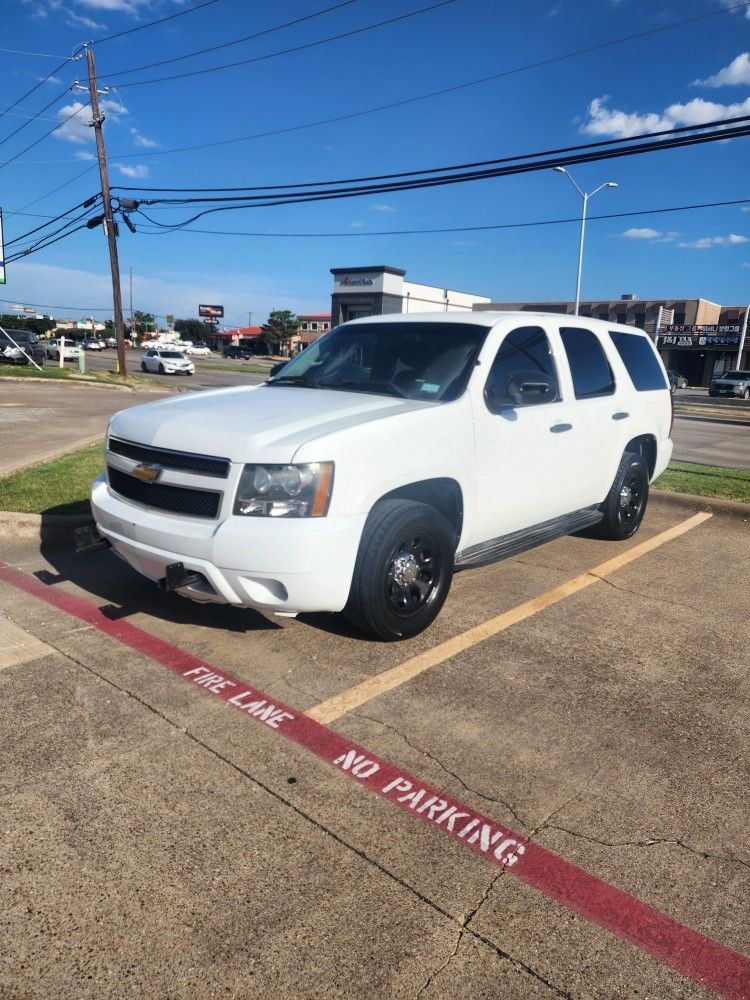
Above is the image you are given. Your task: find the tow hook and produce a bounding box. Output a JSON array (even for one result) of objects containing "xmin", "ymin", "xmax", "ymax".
[
  {"xmin": 74, "ymin": 524, "xmax": 111, "ymax": 554},
  {"xmin": 159, "ymin": 562, "xmax": 203, "ymax": 592}
]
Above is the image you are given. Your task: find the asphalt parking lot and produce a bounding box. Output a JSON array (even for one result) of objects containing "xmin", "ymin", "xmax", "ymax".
[{"xmin": 1, "ymin": 498, "xmax": 748, "ymax": 998}]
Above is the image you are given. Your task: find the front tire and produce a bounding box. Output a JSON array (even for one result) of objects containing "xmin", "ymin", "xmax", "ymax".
[
  {"xmin": 595, "ymin": 451, "xmax": 649, "ymax": 541},
  {"xmin": 141, "ymin": 361, "xmax": 147, "ymax": 372},
  {"xmin": 158, "ymin": 363, "xmax": 165, "ymax": 374},
  {"xmin": 344, "ymin": 499, "xmax": 455, "ymax": 641},
  {"xmin": 743, "ymin": 388, "xmax": 749, "ymax": 399}
]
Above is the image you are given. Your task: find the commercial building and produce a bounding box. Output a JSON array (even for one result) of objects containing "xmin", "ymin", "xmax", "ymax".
[
  {"xmin": 330, "ymin": 265, "xmax": 490, "ymax": 325},
  {"xmin": 474, "ymin": 295, "xmax": 749, "ymax": 386}
]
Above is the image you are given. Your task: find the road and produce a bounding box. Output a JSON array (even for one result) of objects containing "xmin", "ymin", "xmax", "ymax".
[
  {"xmin": 66, "ymin": 348, "xmax": 272, "ymax": 391},
  {"xmin": 671, "ymin": 415, "xmax": 750, "ymax": 470}
]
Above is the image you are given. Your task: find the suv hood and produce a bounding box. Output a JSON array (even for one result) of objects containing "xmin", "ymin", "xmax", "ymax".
[{"xmin": 108, "ymin": 384, "xmax": 433, "ymax": 463}]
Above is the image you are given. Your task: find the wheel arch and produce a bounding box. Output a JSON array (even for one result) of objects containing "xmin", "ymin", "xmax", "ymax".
[
  {"xmin": 624, "ymin": 433, "xmax": 657, "ymax": 480},
  {"xmin": 376, "ymin": 478, "xmax": 464, "ymax": 546}
]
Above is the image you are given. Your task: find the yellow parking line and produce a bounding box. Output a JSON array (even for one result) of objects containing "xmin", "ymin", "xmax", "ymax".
[{"xmin": 306, "ymin": 512, "xmax": 712, "ymax": 724}]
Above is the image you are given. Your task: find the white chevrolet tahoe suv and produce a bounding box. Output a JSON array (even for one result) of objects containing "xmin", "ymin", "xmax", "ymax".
[{"xmin": 91, "ymin": 312, "xmax": 673, "ymax": 640}]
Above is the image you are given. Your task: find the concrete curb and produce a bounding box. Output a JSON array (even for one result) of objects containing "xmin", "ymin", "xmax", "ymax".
[
  {"xmin": 0, "ymin": 375, "xmax": 172, "ymax": 394},
  {"xmin": 0, "ymin": 435, "xmax": 103, "ymax": 479},
  {"xmin": 0, "ymin": 509, "xmax": 93, "ymax": 542},
  {"xmin": 1, "ymin": 490, "xmax": 747, "ymax": 550},
  {"xmin": 651, "ymin": 488, "xmax": 750, "ymax": 519}
]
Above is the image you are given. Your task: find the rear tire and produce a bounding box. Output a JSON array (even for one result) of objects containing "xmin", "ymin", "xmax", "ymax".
[
  {"xmin": 141, "ymin": 362, "xmax": 147, "ymax": 372},
  {"xmin": 594, "ymin": 451, "xmax": 649, "ymax": 540},
  {"xmin": 344, "ymin": 499, "xmax": 455, "ymax": 641},
  {"xmin": 158, "ymin": 363, "xmax": 165, "ymax": 374}
]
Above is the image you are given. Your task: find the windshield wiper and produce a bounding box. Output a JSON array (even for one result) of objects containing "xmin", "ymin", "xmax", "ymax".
[
  {"xmin": 318, "ymin": 379, "xmax": 408, "ymax": 399},
  {"xmin": 267, "ymin": 375, "xmax": 321, "ymax": 388}
]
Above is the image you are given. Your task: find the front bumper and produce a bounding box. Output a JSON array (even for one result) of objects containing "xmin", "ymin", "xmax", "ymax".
[{"xmin": 91, "ymin": 475, "xmax": 365, "ymax": 614}]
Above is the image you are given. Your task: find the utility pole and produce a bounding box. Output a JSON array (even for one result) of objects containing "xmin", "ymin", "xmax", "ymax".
[
  {"xmin": 85, "ymin": 46, "xmax": 127, "ymax": 376},
  {"xmin": 129, "ymin": 265, "xmax": 134, "ymax": 335},
  {"xmin": 247, "ymin": 311, "xmax": 253, "ymax": 328}
]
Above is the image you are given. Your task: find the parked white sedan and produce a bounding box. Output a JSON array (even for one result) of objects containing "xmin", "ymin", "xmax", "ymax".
[
  {"xmin": 140, "ymin": 349, "xmax": 194, "ymax": 376},
  {"xmin": 46, "ymin": 338, "xmax": 81, "ymax": 361},
  {"xmin": 185, "ymin": 343, "xmax": 212, "ymax": 356}
]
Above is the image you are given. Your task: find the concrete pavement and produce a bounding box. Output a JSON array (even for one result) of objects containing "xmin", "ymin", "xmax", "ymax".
[{"xmin": 1, "ymin": 498, "xmax": 748, "ymax": 998}]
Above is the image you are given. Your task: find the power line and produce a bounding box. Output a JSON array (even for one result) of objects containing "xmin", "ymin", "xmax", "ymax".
[
  {"xmin": 0, "ymin": 50, "xmax": 82, "ymax": 123},
  {"xmin": 118, "ymin": 113, "xmax": 750, "ymax": 195},
  {"xmin": 92, "ymin": 0, "xmax": 750, "ymax": 161},
  {"xmin": 105, "ymin": 0, "xmax": 359, "ymax": 79},
  {"xmin": 135, "ymin": 196, "xmax": 750, "ymax": 238},
  {"xmin": 0, "ymin": 103, "xmax": 87, "ymax": 173},
  {"xmin": 0, "ymin": 86, "xmax": 71, "ymax": 150},
  {"xmin": 93, "ymin": 0, "xmax": 222, "ymax": 45},
  {"xmin": 128, "ymin": 121, "xmax": 750, "ymax": 228},
  {"xmin": 4, "ymin": 165, "xmax": 98, "ymax": 217},
  {"xmin": 5, "ymin": 223, "xmax": 91, "ymax": 264},
  {"xmin": 4, "ymin": 194, "xmax": 100, "ymax": 248},
  {"xmin": 112, "ymin": 1, "xmax": 456, "ymax": 89}
]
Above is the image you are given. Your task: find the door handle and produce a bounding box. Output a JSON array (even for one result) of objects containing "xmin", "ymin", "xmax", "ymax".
[
  {"xmin": 550, "ymin": 422, "xmax": 573, "ymax": 433},
  {"xmin": 612, "ymin": 411, "xmax": 630, "ymax": 420}
]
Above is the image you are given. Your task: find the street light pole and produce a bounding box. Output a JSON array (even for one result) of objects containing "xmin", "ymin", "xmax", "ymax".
[{"xmin": 553, "ymin": 167, "xmax": 618, "ymax": 316}]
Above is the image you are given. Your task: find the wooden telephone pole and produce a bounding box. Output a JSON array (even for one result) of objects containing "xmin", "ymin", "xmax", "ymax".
[{"xmin": 85, "ymin": 46, "xmax": 127, "ymax": 376}]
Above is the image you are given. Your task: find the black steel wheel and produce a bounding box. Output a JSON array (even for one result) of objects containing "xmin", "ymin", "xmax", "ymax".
[
  {"xmin": 595, "ymin": 451, "xmax": 649, "ymax": 540},
  {"xmin": 344, "ymin": 499, "xmax": 455, "ymax": 641}
]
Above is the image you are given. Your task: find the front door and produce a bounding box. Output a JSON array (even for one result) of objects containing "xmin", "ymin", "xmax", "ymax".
[{"xmin": 470, "ymin": 323, "xmax": 581, "ymax": 545}]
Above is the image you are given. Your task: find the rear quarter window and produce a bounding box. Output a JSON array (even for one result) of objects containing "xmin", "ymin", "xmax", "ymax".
[
  {"xmin": 609, "ymin": 331, "xmax": 668, "ymax": 391},
  {"xmin": 560, "ymin": 326, "xmax": 616, "ymax": 399}
]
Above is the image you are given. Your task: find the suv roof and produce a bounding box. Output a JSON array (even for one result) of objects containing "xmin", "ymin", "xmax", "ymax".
[{"xmin": 342, "ymin": 311, "xmax": 652, "ymax": 333}]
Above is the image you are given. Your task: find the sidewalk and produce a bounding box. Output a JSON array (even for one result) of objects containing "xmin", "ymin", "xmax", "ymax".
[{"xmin": 0, "ymin": 380, "xmax": 171, "ymax": 477}]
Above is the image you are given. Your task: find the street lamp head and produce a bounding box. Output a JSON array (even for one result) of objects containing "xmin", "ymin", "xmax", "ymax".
[
  {"xmin": 553, "ymin": 166, "xmax": 566, "ymax": 174},
  {"xmin": 606, "ymin": 182, "xmax": 618, "ymax": 188}
]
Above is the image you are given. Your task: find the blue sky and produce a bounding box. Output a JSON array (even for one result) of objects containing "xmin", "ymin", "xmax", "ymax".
[{"xmin": 2, "ymin": 0, "xmax": 750, "ymax": 327}]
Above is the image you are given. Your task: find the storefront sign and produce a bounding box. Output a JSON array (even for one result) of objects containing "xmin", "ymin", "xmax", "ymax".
[
  {"xmin": 658, "ymin": 334, "xmax": 741, "ymax": 349},
  {"xmin": 662, "ymin": 324, "xmax": 741, "ymax": 334},
  {"xmin": 199, "ymin": 304, "xmax": 224, "ymax": 318}
]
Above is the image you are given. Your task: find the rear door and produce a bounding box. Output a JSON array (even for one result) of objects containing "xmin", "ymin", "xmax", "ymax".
[{"xmin": 557, "ymin": 325, "xmax": 623, "ymax": 507}]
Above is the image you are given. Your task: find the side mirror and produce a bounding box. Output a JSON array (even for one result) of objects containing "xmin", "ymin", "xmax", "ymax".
[
  {"xmin": 486, "ymin": 370, "xmax": 555, "ymax": 410},
  {"xmin": 270, "ymin": 361, "xmax": 287, "ymax": 378}
]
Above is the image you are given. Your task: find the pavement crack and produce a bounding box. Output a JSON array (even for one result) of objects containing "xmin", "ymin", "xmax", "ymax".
[
  {"xmin": 545, "ymin": 823, "xmax": 750, "ymax": 870},
  {"xmin": 37, "ymin": 631, "xmax": 567, "ymax": 995},
  {"xmin": 355, "ymin": 712, "xmax": 532, "ymax": 832},
  {"xmin": 589, "ymin": 573, "xmax": 706, "ymax": 617},
  {"xmin": 415, "ymin": 926, "xmax": 463, "ymax": 998}
]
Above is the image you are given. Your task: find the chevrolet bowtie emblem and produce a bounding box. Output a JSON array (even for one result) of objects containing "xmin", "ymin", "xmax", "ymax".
[{"xmin": 133, "ymin": 463, "xmax": 162, "ymax": 483}]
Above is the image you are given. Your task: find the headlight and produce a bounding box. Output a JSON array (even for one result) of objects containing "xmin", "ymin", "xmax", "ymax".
[{"xmin": 234, "ymin": 462, "xmax": 334, "ymax": 517}]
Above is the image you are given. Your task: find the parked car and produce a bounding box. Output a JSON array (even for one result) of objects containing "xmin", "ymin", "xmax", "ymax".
[
  {"xmin": 81, "ymin": 337, "xmax": 104, "ymax": 351},
  {"xmin": 46, "ymin": 338, "xmax": 81, "ymax": 361},
  {"xmin": 0, "ymin": 329, "xmax": 46, "ymax": 366},
  {"xmin": 667, "ymin": 370, "xmax": 688, "ymax": 390},
  {"xmin": 92, "ymin": 313, "xmax": 673, "ymax": 641},
  {"xmin": 708, "ymin": 369, "xmax": 750, "ymax": 398},
  {"xmin": 140, "ymin": 349, "xmax": 194, "ymax": 376},
  {"xmin": 223, "ymin": 345, "xmax": 252, "ymax": 360},
  {"xmin": 185, "ymin": 343, "xmax": 212, "ymax": 356}
]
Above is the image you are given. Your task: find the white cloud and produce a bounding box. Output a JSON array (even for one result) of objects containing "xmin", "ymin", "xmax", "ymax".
[
  {"xmin": 113, "ymin": 163, "xmax": 149, "ymax": 178},
  {"xmin": 8, "ymin": 261, "xmax": 323, "ymax": 326},
  {"xmin": 622, "ymin": 227, "xmax": 661, "ymax": 239},
  {"xmin": 742, "ymin": 206, "xmax": 750, "ymax": 212},
  {"xmin": 75, "ymin": 0, "xmax": 150, "ymax": 10},
  {"xmin": 74, "ymin": 150, "xmax": 96, "ymax": 160},
  {"xmin": 742, "ymin": 262, "xmax": 750, "ymax": 267},
  {"xmin": 66, "ymin": 10, "xmax": 104, "ymax": 28},
  {"xmin": 54, "ymin": 98, "xmax": 127, "ymax": 144},
  {"xmin": 679, "ymin": 234, "xmax": 748, "ymax": 248},
  {"xmin": 349, "ymin": 221, "xmax": 364, "ymax": 228},
  {"xmin": 37, "ymin": 74, "xmax": 62, "ymax": 85},
  {"xmin": 581, "ymin": 94, "xmax": 750, "ymax": 138},
  {"xmin": 129, "ymin": 127, "xmax": 158, "ymax": 148},
  {"xmin": 721, "ymin": 0, "xmax": 750, "ymax": 20},
  {"xmin": 693, "ymin": 52, "xmax": 750, "ymax": 88},
  {"xmin": 369, "ymin": 203, "xmax": 396, "ymax": 212},
  {"xmin": 452, "ymin": 240, "xmax": 478, "ymax": 247}
]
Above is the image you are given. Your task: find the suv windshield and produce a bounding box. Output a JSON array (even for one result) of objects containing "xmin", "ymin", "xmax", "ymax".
[
  {"xmin": 719, "ymin": 370, "xmax": 750, "ymax": 380},
  {"xmin": 1, "ymin": 331, "xmax": 33, "ymax": 343},
  {"xmin": 268, "ymin": 322, "xmax": 490, "ymax": 401}
]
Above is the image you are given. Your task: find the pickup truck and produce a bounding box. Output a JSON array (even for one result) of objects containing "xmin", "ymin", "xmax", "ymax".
[{"xmin": 91, "ymin": 312, "xmax": 673, "ymax": 640}]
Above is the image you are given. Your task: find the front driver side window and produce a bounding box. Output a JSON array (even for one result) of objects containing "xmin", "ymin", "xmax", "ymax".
[{"xmin": 484, "ymin": 326, "xmax": 559, "ymax": 412}]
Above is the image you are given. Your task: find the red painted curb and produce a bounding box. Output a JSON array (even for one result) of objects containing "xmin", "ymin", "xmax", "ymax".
[{"xmin": 1, "ymin": 560, "xmax": 748, "ymax": 998}]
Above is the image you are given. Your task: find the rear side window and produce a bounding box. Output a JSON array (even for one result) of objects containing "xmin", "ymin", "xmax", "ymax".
[
  {"xmin": 609, "ymin": 331, "xmax": 667, "ymax": 391},
  {"xmin": 560, "ymin": 327, "xmax": 615, "ymax": 399}
]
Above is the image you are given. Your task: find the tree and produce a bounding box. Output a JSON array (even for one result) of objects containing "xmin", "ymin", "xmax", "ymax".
[
  {"xmin": 261, "ymin": 310, "xmax": 298, "ymax": 354},
  {"xmin": 174, "ymin": 318, "xmax": 210, "ymax": 340},
  {"xmin": 0, "ymin": 314, "xmax": 55, "ymax": 337},
  {"xmin": 132, "ymin": 310, "xmax": 156, "ymax": 336}
]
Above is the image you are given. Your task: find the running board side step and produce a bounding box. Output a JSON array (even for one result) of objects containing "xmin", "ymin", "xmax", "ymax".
[{"xmin": 454, "ymin": 507, "xmax": 603, "ymax": 570}]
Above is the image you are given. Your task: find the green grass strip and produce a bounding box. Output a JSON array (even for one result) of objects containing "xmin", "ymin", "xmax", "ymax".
[
  {"xmin": 0, "ymin": 443, "xmax": 103, "ymax": 515},
  {"xmin": 654, "ymin": 461, "xmax": 750, "ymax": 503}
]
